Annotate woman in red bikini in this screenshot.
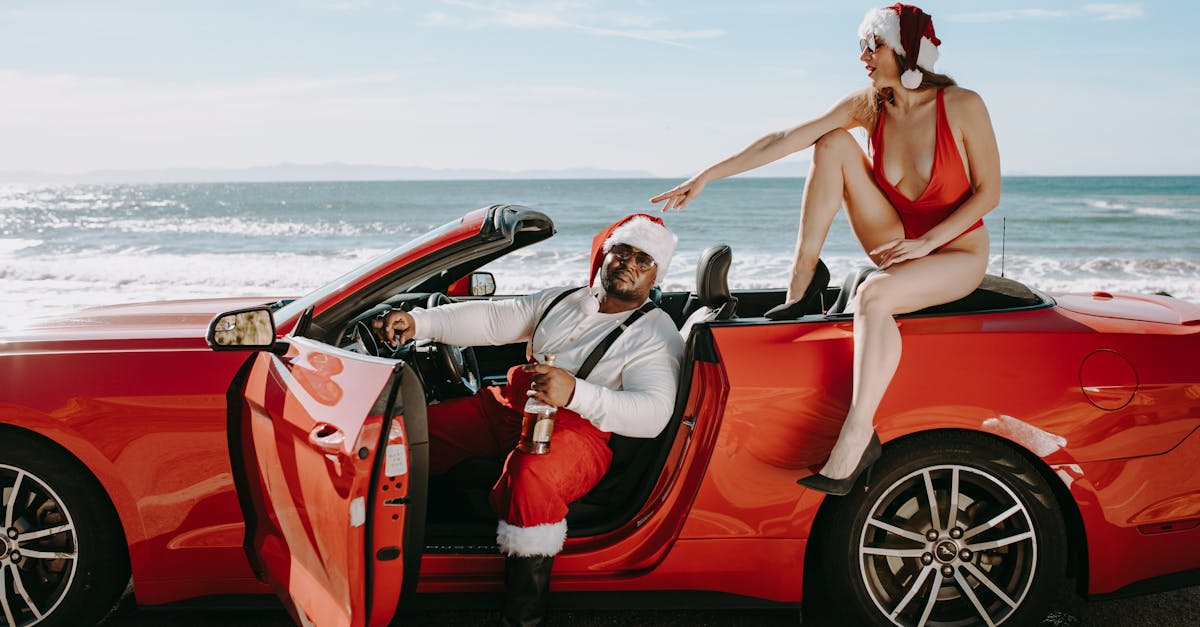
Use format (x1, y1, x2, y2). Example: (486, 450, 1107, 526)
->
(651, 4, 1000, 495)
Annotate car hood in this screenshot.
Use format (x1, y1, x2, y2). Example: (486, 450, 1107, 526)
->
(0, 296, 290, 350)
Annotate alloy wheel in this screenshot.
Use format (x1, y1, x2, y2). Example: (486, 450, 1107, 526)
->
(858, 464, 1037, 627)
(0, 464, 78, 627)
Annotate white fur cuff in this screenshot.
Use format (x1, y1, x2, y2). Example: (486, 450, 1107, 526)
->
(496, 519, 567, 557)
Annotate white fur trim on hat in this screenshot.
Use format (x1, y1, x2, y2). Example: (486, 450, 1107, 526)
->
(602, 216, 677, 285)
(859, 7, 903, 54)
(497, 519, 567, 557)
(917, 35, 939, 72)
(859, 5, 940, 89)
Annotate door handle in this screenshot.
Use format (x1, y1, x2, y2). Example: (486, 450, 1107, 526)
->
(308, 422, 346, 455)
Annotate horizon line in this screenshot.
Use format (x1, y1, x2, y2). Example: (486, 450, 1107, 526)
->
(3, 174, 1200, 185)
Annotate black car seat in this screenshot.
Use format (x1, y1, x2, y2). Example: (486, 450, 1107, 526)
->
(679, 244, 737, 337)
(827, 266, 879, 315)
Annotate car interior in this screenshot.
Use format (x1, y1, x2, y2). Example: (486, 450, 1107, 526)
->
(323, 247, 1048, 553)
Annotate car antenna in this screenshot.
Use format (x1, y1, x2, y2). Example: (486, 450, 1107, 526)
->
(1000, 216, 1006, 278)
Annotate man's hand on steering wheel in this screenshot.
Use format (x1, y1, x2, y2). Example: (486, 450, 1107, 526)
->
(373, 309, 416, 346)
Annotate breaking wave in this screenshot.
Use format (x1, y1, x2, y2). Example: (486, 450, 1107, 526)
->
(3, 247, 1197, 330)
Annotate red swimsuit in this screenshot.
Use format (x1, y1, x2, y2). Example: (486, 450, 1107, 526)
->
(872, 88, 983, 241)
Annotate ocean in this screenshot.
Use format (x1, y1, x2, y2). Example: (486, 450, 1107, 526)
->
(2, 177, 1198, 329)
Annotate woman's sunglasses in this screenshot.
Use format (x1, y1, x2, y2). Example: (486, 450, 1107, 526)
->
(859, 37, 882, 54)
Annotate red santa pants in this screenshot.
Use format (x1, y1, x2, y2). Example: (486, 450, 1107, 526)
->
(426, 365, 613, 530)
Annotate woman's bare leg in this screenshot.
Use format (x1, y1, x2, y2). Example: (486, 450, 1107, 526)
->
(784, 129, 989, 481)
(784, 137, 840, 300)
(784, 130, 901, 301)
(818, 241, 988, 479)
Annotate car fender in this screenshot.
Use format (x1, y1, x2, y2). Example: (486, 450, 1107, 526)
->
(872, 414, 1200, 596)
(0, 411, 146, 551)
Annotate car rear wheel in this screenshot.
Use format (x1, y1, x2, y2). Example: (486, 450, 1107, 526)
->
(0, 434, 129, 627)
(818, 432, 1067, 627)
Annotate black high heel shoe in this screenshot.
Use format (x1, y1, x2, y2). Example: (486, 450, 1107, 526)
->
(797, 432, 882, 496)
(765, 259, 830, 320)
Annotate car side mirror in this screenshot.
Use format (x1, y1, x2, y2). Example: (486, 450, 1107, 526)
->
(447, 271, 496, 297)
(470, 272, 496, 296)
(207, 307, 277, 351)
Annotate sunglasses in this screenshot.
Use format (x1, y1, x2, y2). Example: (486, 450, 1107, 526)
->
(859, 36, 882, 54)
(608, 244, 656, 272)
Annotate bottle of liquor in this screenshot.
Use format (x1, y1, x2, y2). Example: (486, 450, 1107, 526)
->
(518, 354, 557, 455)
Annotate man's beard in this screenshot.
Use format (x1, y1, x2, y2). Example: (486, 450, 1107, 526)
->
(601, 269, 644, 301)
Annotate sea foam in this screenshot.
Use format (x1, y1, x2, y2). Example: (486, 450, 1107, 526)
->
(4, 248, 1197, 330)
(2, 178, 1197, 330)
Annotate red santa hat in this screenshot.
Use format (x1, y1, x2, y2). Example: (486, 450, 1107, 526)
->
(859, 4, 941, 90)
(588, 214, 677, 287)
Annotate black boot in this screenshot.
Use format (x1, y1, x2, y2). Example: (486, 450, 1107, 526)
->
(499, 555, 554, 627)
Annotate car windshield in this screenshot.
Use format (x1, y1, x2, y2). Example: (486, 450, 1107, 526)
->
(274, 219, 467, 324)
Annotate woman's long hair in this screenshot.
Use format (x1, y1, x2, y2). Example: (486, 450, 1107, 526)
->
(856, 50, 957, 133)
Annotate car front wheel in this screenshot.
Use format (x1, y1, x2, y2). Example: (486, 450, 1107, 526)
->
(0, 433, 129, 627)
(817, 431, 1067, 627)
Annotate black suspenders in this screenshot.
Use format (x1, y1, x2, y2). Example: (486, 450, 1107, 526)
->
(574, 300, 656, 380)
(533, 286, 584, 331)
(530, 287, 658, 381)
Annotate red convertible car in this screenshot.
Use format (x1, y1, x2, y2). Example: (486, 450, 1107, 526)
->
(2, 205, 1199, 627)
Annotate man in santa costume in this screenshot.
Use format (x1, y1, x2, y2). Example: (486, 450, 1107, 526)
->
(375, 214, 685, 626)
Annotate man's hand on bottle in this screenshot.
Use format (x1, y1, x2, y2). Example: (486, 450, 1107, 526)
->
(372, 309, 416, 346)
(523, 363, 576, 408)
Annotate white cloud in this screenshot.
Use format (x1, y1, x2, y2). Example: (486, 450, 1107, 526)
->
(431, 0, 722, 47)
(325, 1, 371, 10)
(609, 13, 660, 29)
(948, 4, 1142, 23)
(1082, 4, 1143, 20)
(568, 25, 722, 46)
(948, 9, 1070, 22)
(423, 11, 462, 26)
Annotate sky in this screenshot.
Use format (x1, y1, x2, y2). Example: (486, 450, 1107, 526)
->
(0, 0, 1195, 177)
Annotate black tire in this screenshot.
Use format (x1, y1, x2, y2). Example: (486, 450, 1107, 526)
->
(0, 432, 130, 627)
(818, 431, 1066, 627)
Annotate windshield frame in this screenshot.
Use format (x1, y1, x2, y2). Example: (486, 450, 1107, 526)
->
(273, 212, 484, 329)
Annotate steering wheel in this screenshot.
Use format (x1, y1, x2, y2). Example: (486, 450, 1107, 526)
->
(416, 293, 481, 397)
(345, 292, 480, 399)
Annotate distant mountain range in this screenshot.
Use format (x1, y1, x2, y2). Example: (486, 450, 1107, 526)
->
(0, 160, 808, 184)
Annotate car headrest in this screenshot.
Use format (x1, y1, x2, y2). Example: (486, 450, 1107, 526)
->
(827, 266, 879, 314)
(695, 244, 732, 308)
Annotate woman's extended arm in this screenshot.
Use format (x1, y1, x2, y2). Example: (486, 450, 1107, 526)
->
(650, 90, 868, 211)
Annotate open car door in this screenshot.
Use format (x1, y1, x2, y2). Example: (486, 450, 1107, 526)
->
(230, 335, 428, 627)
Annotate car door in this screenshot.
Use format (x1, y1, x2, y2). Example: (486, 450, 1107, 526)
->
(233, 336, 427, 627)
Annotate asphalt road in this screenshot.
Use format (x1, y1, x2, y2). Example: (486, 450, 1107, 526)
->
(107, 585, 1200, 626)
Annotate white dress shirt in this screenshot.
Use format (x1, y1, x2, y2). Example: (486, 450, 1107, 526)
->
(409, 286, 685, 438)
